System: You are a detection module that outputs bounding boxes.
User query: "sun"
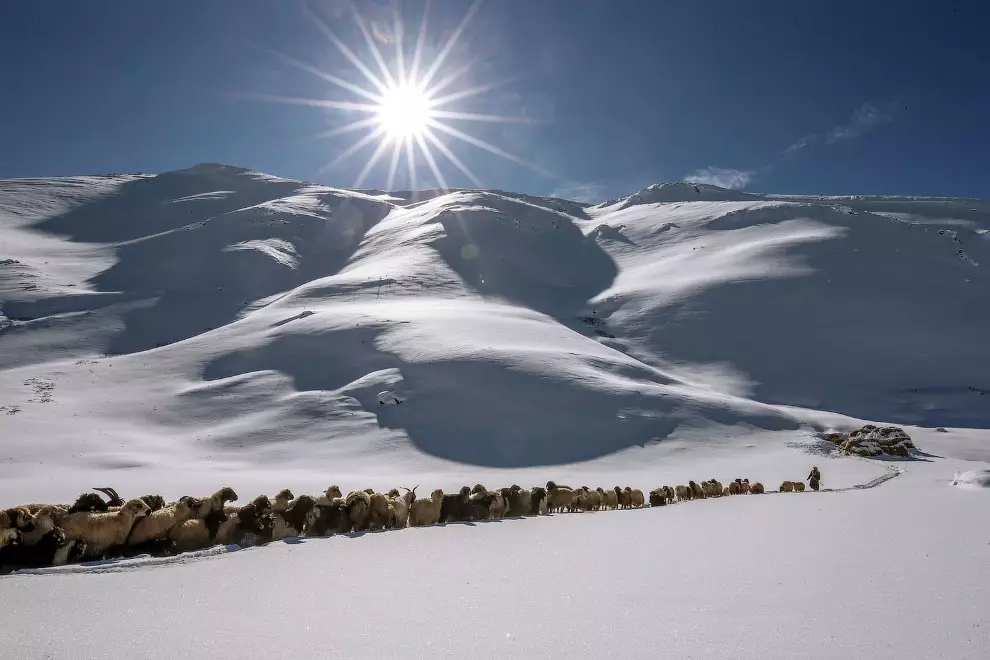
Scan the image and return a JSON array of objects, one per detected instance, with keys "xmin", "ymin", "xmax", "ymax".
[
  {"xmin": 377, "ymin": 84, "xmax": 432, "ymax": 140},
  {"xmin": 252, "ymin": 0, "xmax": 548, "ymax": 190}
]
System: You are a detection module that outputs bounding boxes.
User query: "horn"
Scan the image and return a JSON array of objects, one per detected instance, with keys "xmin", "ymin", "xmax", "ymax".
[{"xmin": 94, "ymin": 487, "xmax": 123, "ymax": 505}]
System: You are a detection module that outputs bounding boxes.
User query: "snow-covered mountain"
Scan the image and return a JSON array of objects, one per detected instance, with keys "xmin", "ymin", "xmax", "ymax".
[
  {"xmin": 1, "ymin": 163, "xmax": 989, "ymax": 500},
  {"xmin": 3, "ymin": 164, "xmax": 989, "ymax": 660}
]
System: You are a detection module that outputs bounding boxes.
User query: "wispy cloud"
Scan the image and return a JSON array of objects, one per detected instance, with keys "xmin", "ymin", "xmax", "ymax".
[
  {"xmin": 826, "ymin": 102, "xmax": 891, "ymax": 143},
  {"xmin": 784, "ymin": 134, "xmax": 819, "ymax": 154},
  {"xmin": 551, "ymin": 181, "xmax": 603, "ymax": 203},
  {"xmin": 683, "ymin": 167, "xmax": 755, "ymax": 190},
  {"xmin": 784, "ymin": 101, "xmax": 895, "ymax": 155}
]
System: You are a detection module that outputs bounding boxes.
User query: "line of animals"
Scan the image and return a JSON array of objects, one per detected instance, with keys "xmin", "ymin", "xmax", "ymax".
[{"xmin": 0, "ymin": 467, "xmax": 823, "ymax": 574}]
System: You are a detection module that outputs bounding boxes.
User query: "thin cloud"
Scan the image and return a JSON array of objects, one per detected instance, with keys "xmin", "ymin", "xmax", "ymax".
[
  {"xmin": 683, "ymin": 167, "xmax": 755, "ymax": 190},
  {"xmin": 784, "ymin": 134, "xmax": 820, "ymax": 154},
  {"xmin": 551, "ymin": 181, "xmax": 603, "ymax": 203},
  {"xmin": 826, "ymin": 102, "xmax": 891, "ymax": 143},
  {"xmin": 783, "ymin": 101, "xmax": 895, "ymax": 155}
]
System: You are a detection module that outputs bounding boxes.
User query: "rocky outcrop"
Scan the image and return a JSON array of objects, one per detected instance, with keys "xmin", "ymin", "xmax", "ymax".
[{"xmin": 826, "ymin": 425, "xmax": 915, "ymax": 458}]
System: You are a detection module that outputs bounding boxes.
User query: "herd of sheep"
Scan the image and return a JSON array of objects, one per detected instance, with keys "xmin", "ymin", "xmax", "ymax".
[{"xmin": 0, "ymin": 470, "xmax": 822, "ymax": 574}]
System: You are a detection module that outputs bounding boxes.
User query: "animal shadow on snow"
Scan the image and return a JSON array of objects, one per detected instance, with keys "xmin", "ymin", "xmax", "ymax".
[{"xmin": 24, "ymin": 166, "xmax": 393, "ymax": 354}]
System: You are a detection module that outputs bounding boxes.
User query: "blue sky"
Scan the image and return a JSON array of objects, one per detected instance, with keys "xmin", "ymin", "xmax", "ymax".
[{"xmin": 1, "ymin": 0, "xmax": 987, "ymax": 201}]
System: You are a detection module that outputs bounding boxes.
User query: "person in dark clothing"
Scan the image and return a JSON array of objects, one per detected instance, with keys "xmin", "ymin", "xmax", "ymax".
[{"xmin": 808, "ymin": 466, "xmax": 822, "ymax": 491}]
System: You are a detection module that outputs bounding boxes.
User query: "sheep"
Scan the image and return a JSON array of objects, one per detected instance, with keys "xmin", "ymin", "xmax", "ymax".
[
  {"xmin": 315, "ymin": 485, "xmax": 343, "ymax": 507},
  {"xmin": 0, "ymin": 528, "xmax": 20, "ymax": 549},
  {"xmin": 0, "ymin": 506, "xmax": 34, "ymax": 532},
  {"xmin": 728, "ymin": 481, "xmax": 741, "ymax": 496},
  {"xmin": 368, "ymin": 492, "xmax": 391, "ymax": 531},
  {"xmin": 441, "ymin": 486, "xmax": 472, "ymax": 523},
  {"xmin": 345, "ymin": 490, "xmax": 373, "ymax": 531},
  {"xmin": 464, "ymin": 492, "xmax": 496, "ymax": 521},
  {"xmin": 57, "ymin": 498, "xmax": 151, "ymax": 559},
  {"xmin": 272, "ymin": 489, "xmax": 295, "ymax": 513},
  {"xmin": 614, "ymin": 486, "xmax": 632, "ymax": 509},
  {"xmin": 67, "ymin": 492, "xmax": 111, "ymax": 514},
  {"xmin": 408, "ymin": 488, "xmax": 444, "ymax": 527},
  {"xmin": 168, "ymin": 491, "xmax": 251, "ymax": 553},
  {"xmin": 711, "ymin": 480, "xmax": 724, "ymax": 496},
  {"xmin": 663, "ymin": 486, "xmax": 675, "ymax": 503},
  {"xmin": 675, "ymin": 485, "xmax": 691, "ymax": 501},
  {"xmin": 689, "ymin": 481, "xmax": 705, "ymax": 500},
  {"xmin": 308, "ymin": 497, "xmax": 351, "ymax": 536},
  {"xmin": 125, "ymin": 496, "xmax": 201, "ymax": 546},
  {"xmin": 386, "ymin": 488, "xmax": 414, "ymax": 529},
  {"xmin": 569, "ymin": 488, "xmax": 587, "ymax": 513},
  {"xmin": 740, "ymin": 479, "xmax": 751, "ymax": 494},
  {"xmin": 530, "ymin": 486, "xmax": 548, "ymax": 515},
  {"xmin": 272, "ymin": 495, "xmax": 315, "ymax": 540},
  {"xmin": 780, "ymin": 481, "xmax": 794, "ymax": 493},
  {"xmin": 793, "ymin": 481, "xmax": 806, "ymax": 493},
  {"xmin": 750, "ymin": 482, "xmax": 765, "ymax": 494},
  {"xmin": 702, "ymin": 481, "xmax": 718, "ymax": 498},
  {"xmin": 585, "ymin": 487, "xmax": 603, "ymax": 512},
  {"xmin": 488, "ymin": 489, "xmax": 507, "ymax": 518},
  {"xmin": 649, "ymin": 488, "xmax": 667, "ymax": 507},
  {"xmin": 546, "ymin": 482, "xmax": 576, "ymax": 513},
  {"xmin": 628, "ymin": 488, "xmax": 645, "ymax": 508},
  {"xmin": 1, "ymin": 528, "xmax": 87, "ymax": 572}
]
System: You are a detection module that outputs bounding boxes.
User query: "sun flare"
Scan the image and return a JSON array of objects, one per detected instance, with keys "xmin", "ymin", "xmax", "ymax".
[
  {"xmin": 255, "ymin": 1, "xmax": 545, "ymax": 190},
  {"xmin": 377, "ymin": 84, "xmax": 432, "ymax": 140}
]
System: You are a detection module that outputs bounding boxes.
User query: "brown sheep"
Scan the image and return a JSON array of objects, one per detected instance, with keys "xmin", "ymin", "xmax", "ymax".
[
  {"xmin": 315, "ymin": 485, "xmax": 343, "ymax": 506},
  {"xmin": 272, "ymin": 495, "xmax": 315, "ymax": 540},
  {"xmin": 345, "ymin": 490, "xmax": 373, "ymax": 531},
  {"xmin": 272, "ymin": 489, "xmax": 294, "ymax": 513},
  {"xmin": 728, "ymin": 481, "xmax": 741, "ymax": 495},
  {"xmin": 793, "ymin": 481, "xmax": 806, "ymax": 492},
  {"xmin": 614, "ymin": 486, "xmax": 632, "ymax": 509},
  {"xmin": 502, "ymin": 486, "xmax": 532, "ymax": 517},
  {"xmin": 750, "ymin": 482, "xmax": 765, "ymax": 494},
  {"xmin": 689, "ymin": 481, "xmax": 704, "ymax": 500},
  {"xmin": 0, "ymin": 507, "xmax": 34, "ymax": 532},
  {"xmin": 648, "ymin": 488, "xmax": 667, "ymax": 507},
  {"xmin": 628, "ymin": 488, "xmax": 645, "ymax": 508},
  {"xmin": 702, "ymin": 481, "xmax": 718, "ymax": 498},
  {"xmin": 675, "ymin": 485, "xmax": 691, "ymax": 501},
  {"xmin": 780, "ymin": 481, "xmax": 794, "ymax": 493},
  {"xmin": 368, "ymin": 492, "xmax": 391, "ymax": 530},
  {"xmin": 740, "ymin": 479, "xmax": 751, "ymax": 494}
]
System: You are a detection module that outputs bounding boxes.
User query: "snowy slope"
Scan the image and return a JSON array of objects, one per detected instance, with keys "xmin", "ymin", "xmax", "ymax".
[{"xmin": 1, "ymin": 165, "xmax": 990, "ymax": 503}]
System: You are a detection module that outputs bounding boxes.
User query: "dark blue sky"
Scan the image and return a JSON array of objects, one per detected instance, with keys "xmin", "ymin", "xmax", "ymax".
[{"xmin": 1, "ymin": 0, "xmax": 987, "ymax": 201}]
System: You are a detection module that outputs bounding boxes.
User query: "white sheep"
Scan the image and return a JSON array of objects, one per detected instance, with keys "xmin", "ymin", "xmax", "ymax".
[
  {"xmin": 386, "ymin": 488, "xmax": 415, "ymax": 529},
  {"xmin": 57, "ymin": 498, "xmax": 151, "ymax": 559},
  {"xmin": 272, "ymin": 489, "xmax": 294, "ymax": 513},
  {"xmin": 546, "ymin": 482, "xmax": 575, "ymax": 513},
  {"xmin": 408, "ymin": 488, "xmax": 444, "ymax": 527},
  {"xmin": 126, "ymin": 496, "xmax": 200, "ymax": 546}
]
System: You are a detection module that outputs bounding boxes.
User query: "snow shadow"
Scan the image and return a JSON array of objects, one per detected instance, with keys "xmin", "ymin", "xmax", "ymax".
[
  {"xmin": 634, "ymin": 205, "xmax": 990, "ymax": 428},
  {"xmin": 201, "ymin": 323, "xmax": 797, "ymax": 467},
  {"xmin": 22, "ymin": 165, "xmax": 394, "ymax": 354},
  {"xmin": 425, "ymin": 193, "xmax": 618, "ymax": 325}
]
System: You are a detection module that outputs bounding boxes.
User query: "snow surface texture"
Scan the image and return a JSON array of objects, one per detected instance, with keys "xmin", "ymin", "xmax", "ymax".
[{"xmin": 2, "ymin": 165, "xmax": 989, "ymax": 658}]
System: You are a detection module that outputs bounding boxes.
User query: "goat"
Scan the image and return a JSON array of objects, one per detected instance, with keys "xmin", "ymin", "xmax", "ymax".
[
  {"xmin": 408, "ymin": 488, "xmax": 444, "ymax": 527},
  {"xmin": 386, "ymin": 488, "xmax": 415, "ymax": 529},
  {"xmin": 58, "ymin": 498, "xmax": 150, "ymax": 559},
  {"xmin": 463, "ymin": 492, "xmax": 495, "ymax": 521}
]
